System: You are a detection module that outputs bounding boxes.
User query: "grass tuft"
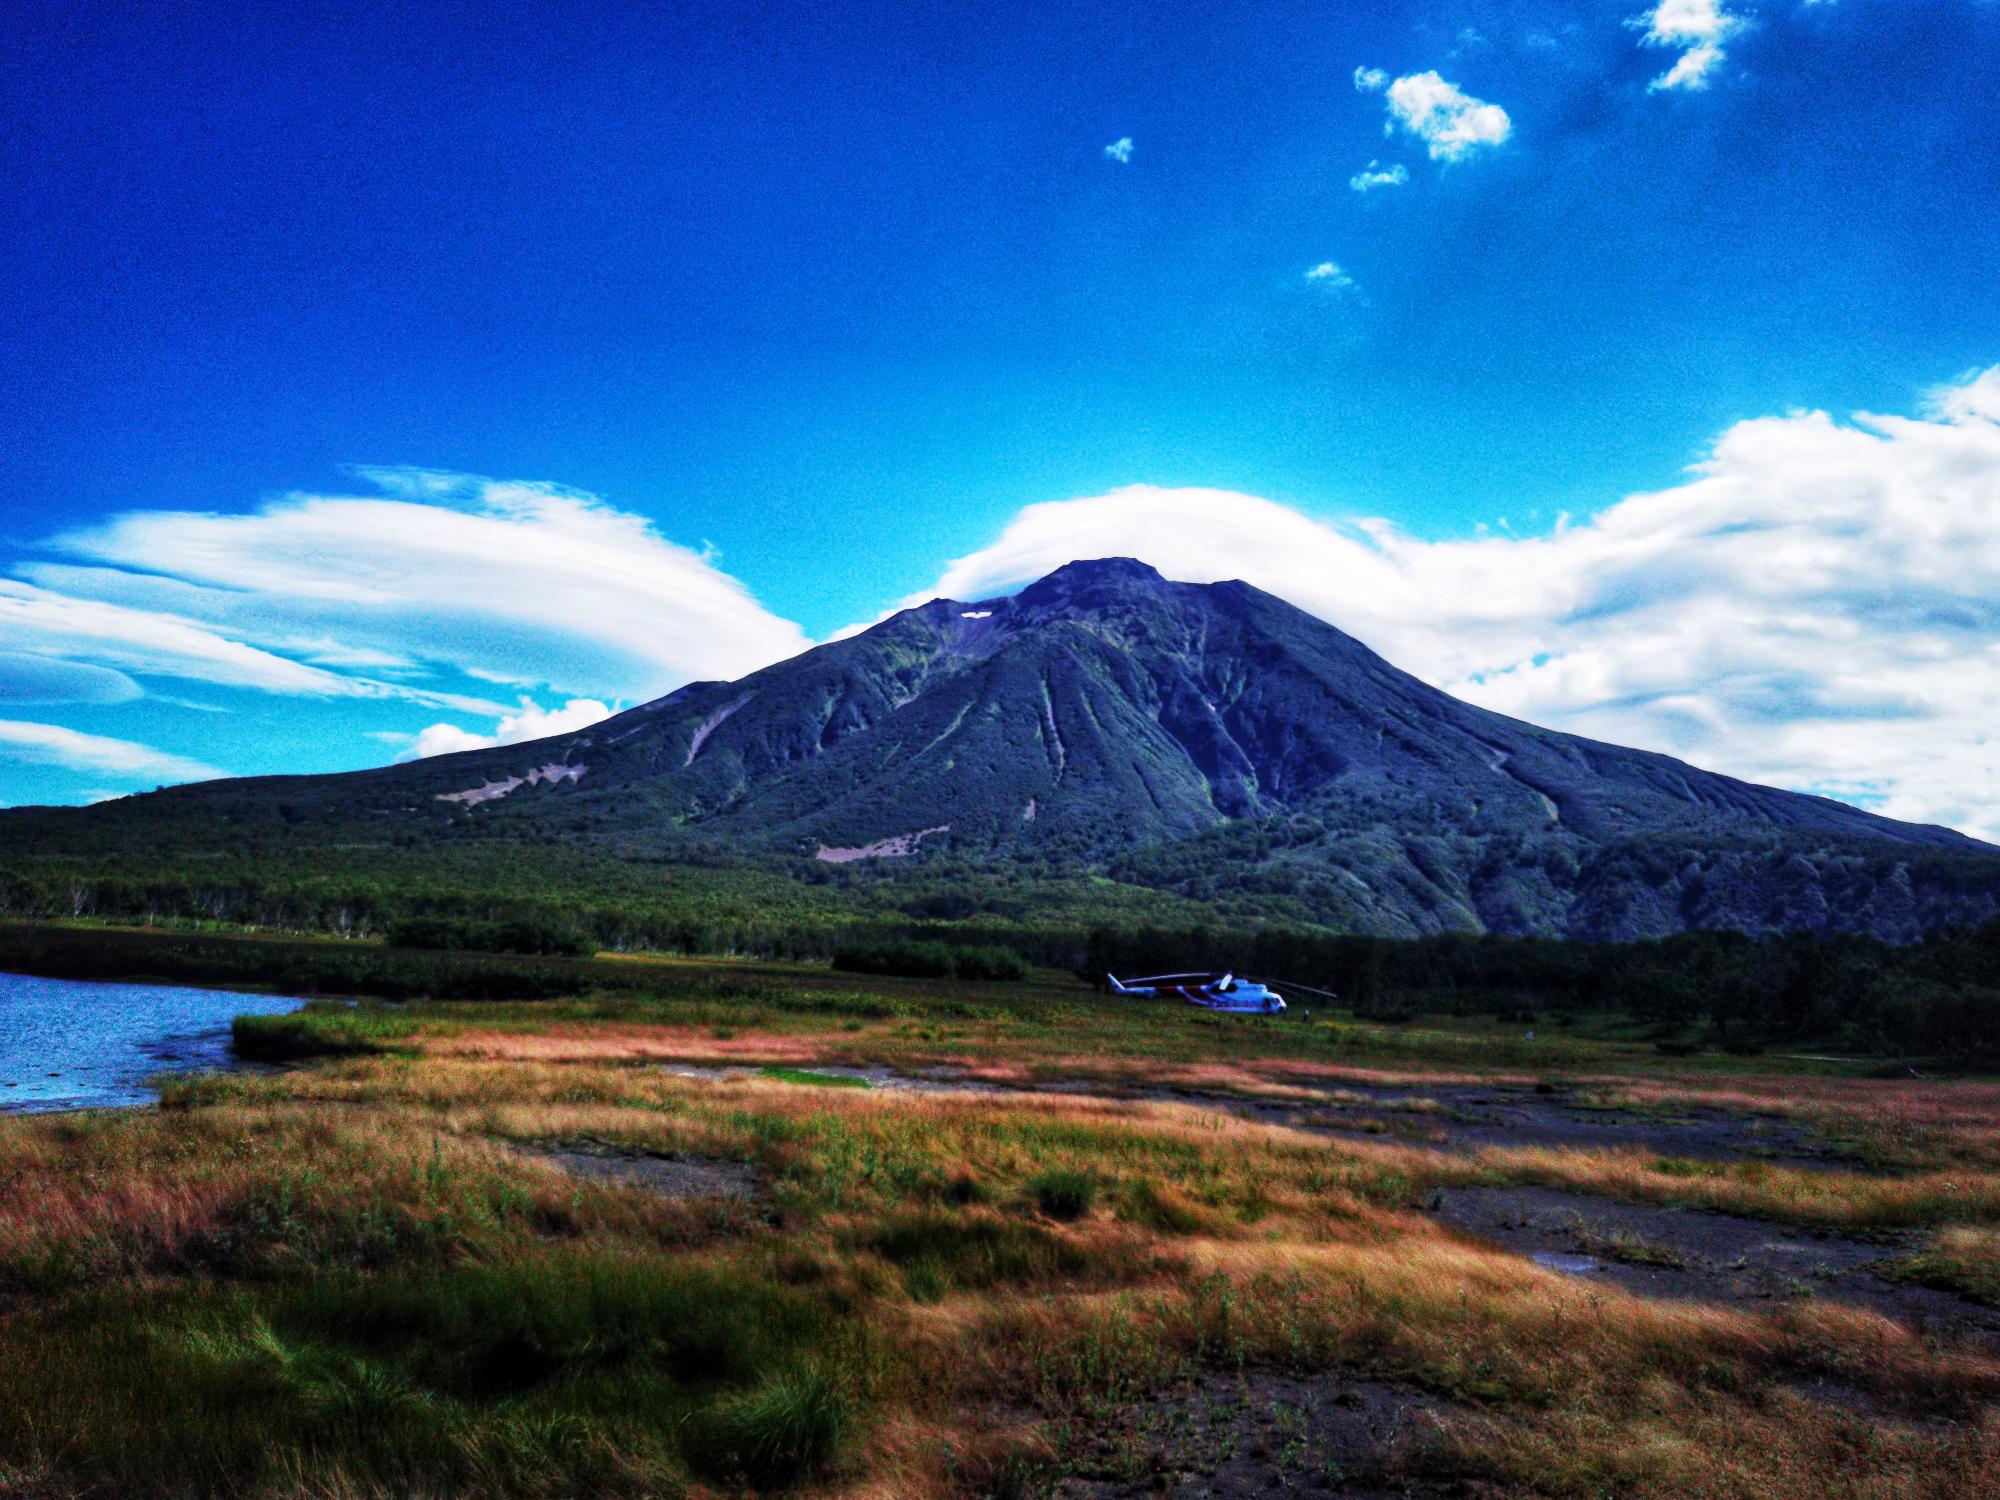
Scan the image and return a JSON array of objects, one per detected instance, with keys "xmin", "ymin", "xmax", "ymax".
[
  {"xmin": 1027, "ymin": 1168, "xmax": 1098, "ymax": 1221},
  {"xmin": 1116, "ymin": 1178, "xmax": 1208, "ymax": 1235},
  {"xmin": 685, "ymin": 1360, "xmax": 852, "ymax": 1488},
  {"xmin": 757, "ymin": 1065, "xmax": 871, "ymax": 1089}
]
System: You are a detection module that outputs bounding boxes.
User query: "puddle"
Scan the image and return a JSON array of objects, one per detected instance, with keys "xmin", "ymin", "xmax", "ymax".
[{"xmin": 1531, "ymin": 1251, "xmax": 1602, "ymax": 1275}]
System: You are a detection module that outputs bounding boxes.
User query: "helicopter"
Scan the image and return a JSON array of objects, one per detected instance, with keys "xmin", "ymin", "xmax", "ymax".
[{"xmin": 1104, "ymin": 971, "xmax": 1317, "ymax": 1015}]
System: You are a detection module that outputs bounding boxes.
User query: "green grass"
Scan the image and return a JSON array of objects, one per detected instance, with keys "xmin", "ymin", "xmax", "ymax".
[
  {"xmin": 1115, "ymin": 1178, "xmax": 1210, "ymax": 1235},
  {"xmin": 684, "ymin": 1359, "xmax": 852, "ymax": 1488},
  {"xmin": 0, "ymin": 1251, "xmax": 861, "ymax": 1495},
  {"xmin": 1880, "ymin": 1228, "xmax": 2000, "ymax": 1307},
  {"xmin": 231, "ymin": 1002, "xmax": 419, "ymax": 1061},
  {"xmin": 862, "ymin": 1211, "xmax": 1102, "ymax": 1300},
  {"xmin": 6, "ymin": 957, "xmax": 2000, "ymax": 1498},
  {"xmin": 1590, "ymin": 1228, "xmax": 1690, "ymax": 1270},
  {"xmin": 757, "ymin": 1066, "xmax": 873, "ymax": 1089}
]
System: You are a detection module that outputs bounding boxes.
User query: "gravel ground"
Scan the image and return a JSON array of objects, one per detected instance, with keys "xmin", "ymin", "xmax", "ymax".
[{"xmin": 1048, "ymin": 1372, "xmax": 1477, "ymax": 1499}]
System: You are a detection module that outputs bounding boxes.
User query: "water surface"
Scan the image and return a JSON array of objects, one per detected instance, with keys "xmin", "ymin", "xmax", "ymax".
[{"xmin": 0, "ymin": 971, "xmax": 305, "ymax": 1112}]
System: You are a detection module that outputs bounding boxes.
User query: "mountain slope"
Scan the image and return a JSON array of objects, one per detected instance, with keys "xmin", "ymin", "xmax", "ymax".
[{"xmin": 6, "ymin": 559, "xmax": 1995, "ymax": 939}]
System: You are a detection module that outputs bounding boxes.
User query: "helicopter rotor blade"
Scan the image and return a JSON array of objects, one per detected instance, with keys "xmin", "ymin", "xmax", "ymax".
[{"xmin": 1248, "ymin": 978, "xmax": 1342, "ymax": 1002}]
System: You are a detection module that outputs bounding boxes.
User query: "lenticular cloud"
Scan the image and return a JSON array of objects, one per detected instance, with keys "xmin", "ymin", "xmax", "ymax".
[
  {"xmin": 908, "ymin": 368, "xmax": 2000, "ymax": 842},
  {"xmin": 25, "ymin": 470, "xmax": 810, "ymax": 705}
]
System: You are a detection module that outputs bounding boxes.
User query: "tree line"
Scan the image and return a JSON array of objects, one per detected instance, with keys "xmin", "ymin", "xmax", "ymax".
[{"xmin": 1085, "ymin": 921, "xmax": 2000, "ymax": 1059}]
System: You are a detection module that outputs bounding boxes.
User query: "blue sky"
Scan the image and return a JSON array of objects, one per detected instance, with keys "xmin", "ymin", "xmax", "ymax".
[{"xmin": 3, "ymin": 1, "xmax": 1998, "ymax": 833}]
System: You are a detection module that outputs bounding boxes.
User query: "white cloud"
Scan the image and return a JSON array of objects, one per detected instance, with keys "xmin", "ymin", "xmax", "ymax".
[
  {"xmin": 1379, "ymin": 71, "xmax": 1512, "ymax": 161},
  {"xmin": 1932, "ymin": 366, "xmax": 2000, "ymax": 424},
  {"xmin": 0, "ymin": 653, "xmax": 141, "ymax": 706},
  {"xmin": 1348, "ymin": 160, "xmax": 1409, "ymax": 192},
  {"xmin": 895, "ymin": 367, "xmax": 2000, "ymax": 843},
  {"xmin": 1304, "ymin": 261, "xmax": 1356, "ymax": 291},
  {"xmin": 399, "ymin": 697, "xmax": 614, "ymax": 761},
  {"xmin": 0, "ymin": 578, "xmax": 502, "ymax": 712},
  {"xmin": 24, "ymin": 470, "xmax": 810, "ymax": 707},
  {"xmin": 0, "ymin": 720, "xmax": 225, "ymax": 785},
  {"xmin": 1353, "ymin": 66, "xmax": 1388, "ymax": 92},
  {"xmin": 1104, "ymin": 137, "xmax": 1133, "ymax": 163},
  {"xmin": 1651, "ymin": 40, "xmax": 1723, "ymax": 89},
  {"xmin": 1633, "ymin": 0, "xmax": 1742, "ymax": 91}
]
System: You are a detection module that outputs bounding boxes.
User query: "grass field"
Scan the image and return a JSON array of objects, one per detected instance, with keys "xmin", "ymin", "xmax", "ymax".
[{"xmin": 3, "ymin": 941, "xmax": 1999, "ymax": 1497}]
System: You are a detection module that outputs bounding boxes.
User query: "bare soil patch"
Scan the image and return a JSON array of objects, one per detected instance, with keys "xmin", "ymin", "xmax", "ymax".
[
  {"xmin": 1275, "ymin": 1079, "xmax": 1848, "ymax": 1169},
  {"xmin": 1049, "ymin": 1372, "xmax": 1475, "ymax": 1499},
  {"xmin": 1428, "ymin": 1184, "xmax": 2000, "ymax": 1338},
  {"xmin": 656, "ymin": 1062, "xmax": 1850, "ymax": 1172},
  {"xmin": 516, "ymin": 1138, "xmax": 759, "ymax": 1199}
]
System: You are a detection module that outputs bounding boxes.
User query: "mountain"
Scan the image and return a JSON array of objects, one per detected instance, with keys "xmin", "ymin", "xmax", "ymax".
[{"xmin": 8, "ymin": 558, "xmax": 1999, "ymax": 940}]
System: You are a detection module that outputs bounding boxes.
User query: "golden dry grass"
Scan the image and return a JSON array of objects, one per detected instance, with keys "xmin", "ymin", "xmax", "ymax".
[{"xmin": 5, "ymin": 1006, "xmax": 2000, "ymax": 1498}]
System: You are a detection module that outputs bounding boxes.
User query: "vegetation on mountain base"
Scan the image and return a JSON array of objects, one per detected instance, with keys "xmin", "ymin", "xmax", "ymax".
[
  {"xmin": 832, "ymin": 939, "xmax": 1031, "ymax": 981},
  {"xmin": 9, "ymin": 897, "xmax": 2000, "ymax": 1062},
  {"xmin": 8, "ymin": 560, "xmax": 1998, "ymax": 945}
]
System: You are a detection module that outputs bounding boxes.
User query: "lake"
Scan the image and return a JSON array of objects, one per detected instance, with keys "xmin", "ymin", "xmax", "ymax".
[{"xmin": 0, "ymin": 971, "xmax": 306, "ymax": 1112}]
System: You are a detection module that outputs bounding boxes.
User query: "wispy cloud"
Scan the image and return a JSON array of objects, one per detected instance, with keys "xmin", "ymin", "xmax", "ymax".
[
  {"xmin": 0, "ymin": 579, "xmax": 499, "ymax": 711},
  {"xmin": 1304, "ymin": 262, "xmax": 1356, "ymax": 291},
  {"xmin": 1633, "ymin": 0, "xmax": 1743, "ymax": 91},
  {"xmin": 1348, "ymin": 160, "xmax": 1409, "ymax": 193},
  {"xmin": 1931, "ymin": 366, "xmax": 2000, "ymax": 423},
  {"xmin": 1358, "ymin": 68, "xmax": 1512, "ymax": 161},
  {"xmin": 398, "ymin": 697, "xmax": 615, "ymax": 761},
  {"xmin": 1103, "ymin": 137, "xmax": 1133, "ymax": 163},
  {"xmin": 0, "ymin": 720, "xmax": 225, "ymax": 784},
  {"xmin": 894, "ymin": 367, "xmax": 2000, "ymax": 842},
  {"xmin": 20, "ymin": 470, "xmax": 810, "ymax": 708},
  {"xmin": 0, "ymin": 653, "xmax": 141, "ymax": 706}
]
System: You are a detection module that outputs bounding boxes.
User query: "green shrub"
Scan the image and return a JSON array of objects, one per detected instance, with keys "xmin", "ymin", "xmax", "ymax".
[
  {"xmin": 385, "ymin": 915, "xmax": 590, "ymax": 958},
  {"xmin": 830, "ymin": 940, "xmax": 959, "ymax": 979},
  {"xmin": 831, "ymin": 939, "xmax": 1029, "ymax": 982},
  {"xmin": 952, "ymin": 945, "xmax": 1031, "ymax": 981},
  {"xmin": 686, "ymin": 1361, "xmax": 851, "ymax": 1488},
  {"xmin": 1027, "ymin": 1168, "xmax": 1098, "ymax": 1221},
  {"xmin": 231, "ymin": 1004, "xmax": 415, "ymax": 1062}
]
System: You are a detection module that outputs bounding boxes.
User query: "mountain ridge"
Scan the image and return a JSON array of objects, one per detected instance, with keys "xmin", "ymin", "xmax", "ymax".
[{"xmin": 5, "ymin": 557, "xmax": 1994, "ymax": 940}]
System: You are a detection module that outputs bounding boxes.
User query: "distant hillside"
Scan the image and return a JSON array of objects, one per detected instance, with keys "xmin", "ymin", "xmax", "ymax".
[{"xmin": 7, "ymin": 558, "xmax": 1998, "ymax": 940}]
